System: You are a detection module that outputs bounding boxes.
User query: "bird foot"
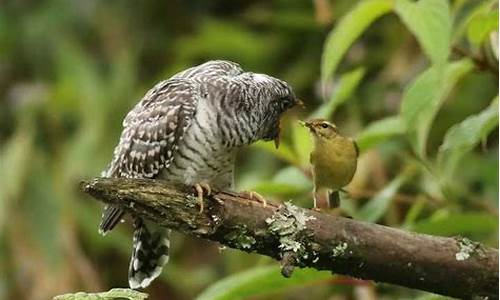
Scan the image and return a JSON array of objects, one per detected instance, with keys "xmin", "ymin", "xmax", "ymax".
[
  {"xmin": 241, "ymin": 190, "xmax": 267, "ymax": 207},
  {"xmin": 313, "ymin": 207, "xmax": 349, "ymax": 217},
  {"xmin": 193, "ymin": 183, "xmax": 211, "ymax": 213}
]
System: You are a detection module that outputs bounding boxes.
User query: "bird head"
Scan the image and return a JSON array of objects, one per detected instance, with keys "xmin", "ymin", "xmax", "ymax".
[
  {"xmin": 249, "ymin": 73, "xmax": 298, "ymax": 148},
  {"xmin": 300, "ymin": 119, "xmax": 339, "ymax": 141}
]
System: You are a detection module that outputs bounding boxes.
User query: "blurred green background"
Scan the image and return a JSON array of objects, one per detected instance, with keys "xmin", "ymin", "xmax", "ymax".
[{"xmin": 0, "ymin": 0, "xmax": 498, "ymax": 299}]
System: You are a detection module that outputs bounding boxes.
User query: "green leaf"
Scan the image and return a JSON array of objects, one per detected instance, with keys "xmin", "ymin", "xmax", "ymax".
[
  {"xmin": 196, "ymin": 266, "xmax": 332, "ymax": 300},
  {"xmin": 357, "ymin": 172, "xmax": 408, "ymax": 222},
  {"xmin": 251, "ymin": 167, "xmax": 312, "ymax": 196},
  {"xmin": 292, "ymin": 122, "xmax": 313, "ymax": 166},
  {"xmin": 251, "ymin": 166, "xmax": 312, "ymax": 196},
  {"xmin": 410, "ymin": 212, "xmax": 498, "ymax": 236},
  {"xmin": 403, "ymin": 196, "xmax": 426, "ymax": 226},
  {"xmin": 438, "ymin": 97, "xmax": 499, "ymax": 179},
  {"xmin": 467, "ymin": 9, "xmax": 499, "ymax": 46},
  {"xmin": 252, "ymin": 141, "xmax": 299, "ymax": 166},
  {"xmin": 356, "ymin": 116, "xmax": 406, "ymax": 151},
  {"xmin": 312, "ymin": 67, "xmax": 365, "ymax": 118},
  {"xmin": 400, "ymin": 59, "xmax": 474, "ymax": 157},
  {"xmin": 252, "ymin": 182, "xmax": 309, "ymax": 196},
  {"xmin": 395, "ymin": 0, "xmax": 451, "ymax": 65},
  {"xmin": 321, "ymin": 0, "xmax": 393, "ymax": 85}
]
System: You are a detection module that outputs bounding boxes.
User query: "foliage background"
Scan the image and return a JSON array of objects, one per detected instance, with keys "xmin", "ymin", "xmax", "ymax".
[{"xmin": 0, "ymin": 0, "xmax": 498, "ymax": 299}]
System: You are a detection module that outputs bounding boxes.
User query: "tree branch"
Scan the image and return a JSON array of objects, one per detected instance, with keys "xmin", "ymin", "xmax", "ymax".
[{"xmin": 82, "ymin": 178, "xmax": 498, "ymax": 300}]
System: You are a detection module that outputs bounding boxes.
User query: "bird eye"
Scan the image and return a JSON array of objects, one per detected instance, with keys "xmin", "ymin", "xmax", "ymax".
[
  {"xmin": 280, "ymin": 96, "xmax": 290, "ymax": 105},
  {"xmin": 321, "ymin": 123, "xmax": 328, "ymax": 129}
]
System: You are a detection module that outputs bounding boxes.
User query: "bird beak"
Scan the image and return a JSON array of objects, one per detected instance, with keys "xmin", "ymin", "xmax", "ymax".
[
  {"xmin": 299, "ymin": 120, "xmax": 312, "ymax": 129},
  {"xmin": 296, "ymin": 99, "xmax": 306, "ymax": 109}
]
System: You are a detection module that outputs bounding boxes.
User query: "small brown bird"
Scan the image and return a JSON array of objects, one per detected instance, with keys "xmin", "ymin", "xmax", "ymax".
[{"xmin": 301, "ymin": 119, "xmax": 358, "ymax": 209}]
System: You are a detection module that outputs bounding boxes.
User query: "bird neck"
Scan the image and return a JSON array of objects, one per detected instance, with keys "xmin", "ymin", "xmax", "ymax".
[{"xmin": 313, "ymin": 135, "xmax": 349, "ymax": 153}]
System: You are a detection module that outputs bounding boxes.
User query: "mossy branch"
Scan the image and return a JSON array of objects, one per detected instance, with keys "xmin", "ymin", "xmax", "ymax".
[
  {"xmin": 82, "ymin": 178, "xmax": 498, "ymax": 300},
  {"xmin": 54, "ymin": 288, "xmax": 148, "ymax": 300}
]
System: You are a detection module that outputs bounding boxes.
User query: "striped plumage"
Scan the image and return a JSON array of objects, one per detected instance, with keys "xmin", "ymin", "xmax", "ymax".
[{"xmin": 99, "ymin": 60, "xmax": 296, "ymax": 289}]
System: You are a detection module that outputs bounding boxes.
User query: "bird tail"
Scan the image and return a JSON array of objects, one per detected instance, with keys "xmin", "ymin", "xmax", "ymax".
[
  {"xmin": 328, "ymin": 190, "xmax": 340, "ymax": 208},
  {"xmin": 128, "ymin": 218, "xmax": 170, "ymax": 289},
  {"xmin": 99, "ymin": 205, "xmax": 125, "ymax": 235}
]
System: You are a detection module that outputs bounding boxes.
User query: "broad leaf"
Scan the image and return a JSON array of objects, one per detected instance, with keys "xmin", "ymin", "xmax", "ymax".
[
  {"xmin": 252, "ymin": 140, "xmax": 299, "ymax": 166},
  {"xmin": 357, "ymin": 172, "xmax": 409, "ymax": 222},
  {"xmin": 356, "ymin": 116, "xmax": 406, "ymax": 151},
  {"xmin": 467, "ymin": 9, "xmax": 499, "ymax": 46},
  {"xmin": 252, "ymin": 167, "xmax": 312, "ymax": 196},
  {"xmin": 196, "ymin": 266, "xmax": 332, "ymax": 300},
  {"xmin": 312, "ymin": 67, "xmax": 365, "ymax": 118},
  {"xmin": 403, "ymin": 196, "xmax": 426, "ymax": 226},
  {"xmin": 321, "ymin": 0, "xmax": 393, "ymax": 86},
  {"xmin": 438, "ymin": 97, "xmax": 499, "ymax": 179},
  {"xmin": 292, "ymin": 122, "xmax": 313, "ymax": 166},
  {"xmin": 395, "ymin": 0, "xmax": 451, "ymax": 65},
  {"xmin": 252, "ymin": 182, "xmax": 309, "ymax": 196},
  {"xmin": 410, "ymin": 212, "xmax": 498, "ymax": 236},
  {"xmin": 400, "ymin": 59, "xmax": 474, "ymax": 157}
]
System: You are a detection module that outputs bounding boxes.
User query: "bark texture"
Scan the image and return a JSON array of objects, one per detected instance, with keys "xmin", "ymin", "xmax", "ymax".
[{"xmin": 82, "ymin": 178, "xmax": 499, "ymax": 300}]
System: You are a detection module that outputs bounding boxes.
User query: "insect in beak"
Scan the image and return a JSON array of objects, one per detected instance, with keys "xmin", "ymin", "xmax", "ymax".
[
  {"xmin": 296, "ymin": 99, "xmax": 306, "ymax": 109},
  {"xmin": 274, "ymin": 121, "xmax": 282, "ymax": 149},
  {"xmin": 299, "ymin": 120, "xmax": 313, "ymax": 130}
]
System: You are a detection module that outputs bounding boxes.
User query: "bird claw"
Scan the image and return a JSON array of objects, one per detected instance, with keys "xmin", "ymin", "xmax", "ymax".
[
  {"xmin": 241, "ymin": 191, "xmax": 267, "ymax": 207},
  {"xmin": 194, "ymin": 183, "xmax": 211, "ymax": 213}
]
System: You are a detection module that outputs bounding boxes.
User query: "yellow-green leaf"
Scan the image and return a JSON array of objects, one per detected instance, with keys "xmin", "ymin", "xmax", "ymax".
[
  {"xmin": 357, "ymin": 172, "xmax": 409, "ymax": 222},
  {"xmin": 312, "ymin": 67, "xmax": 365, "ymax": 118},
  {"xmin": 395, "ymin": 0, "xmax": 451, "ymax": 65},
  {"xmin": 411, "ymin": 212, "xmax": 498, "ymax": 236},
  {"xmin": 400, "ymin": 59, "xmax": 474, "ymax": 157},
  {"xmin": 467, "ymin": 10, "xmax": 499, "ymax": 46},
  {"xmin": 438, "ymin": 96, "xmax": 499, "ymax": 180},
  {"xmin": 252, "ymin": 140, "xmax": 299, "ymax": 166},
  {"xmin": 196, "ymin": 266, "xmax": 332, "ymax": 300},
  {"xmin": 321, "ymin": 0, "xmax": 393, "ymax": 86},
  {"xmin": 292, "ymin": 122, "xmax": 313, "ymax": 166},
  {"xmin": 356, "ymin": 116, "xmax": 406, "ymax": 151}
]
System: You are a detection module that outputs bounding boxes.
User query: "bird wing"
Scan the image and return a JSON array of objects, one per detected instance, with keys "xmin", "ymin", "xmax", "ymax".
[
  {"xmin": 100, "ymin": 78, "xmax": 199, "ymax": 233},
  {"xmin": 353, "ymin": 139, "xmax": 360, "ymax": 158}
]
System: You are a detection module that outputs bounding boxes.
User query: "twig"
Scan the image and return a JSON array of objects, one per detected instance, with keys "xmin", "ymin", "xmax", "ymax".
[
  {"xmin": 82, "ymin": 178, "xmax": 498, "ymax": 300},
  {"xmin": 452, "ymin": 46, "xmax": 498, "ymax": 75}
]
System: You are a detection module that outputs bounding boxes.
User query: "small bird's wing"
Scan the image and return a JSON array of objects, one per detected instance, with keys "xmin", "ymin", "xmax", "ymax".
[
  {"xmin": 353, "ymin": 139, "xmax": 360, "ymax": 158},
  {"xmin": 100, "ymin": 78, "xmax": 199, "ymax": 233}
]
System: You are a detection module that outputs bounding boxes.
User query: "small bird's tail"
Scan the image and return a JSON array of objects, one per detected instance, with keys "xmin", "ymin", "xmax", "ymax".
[
  {"xmin": 128, "ymin": 218, "xmax": 170, "ymax": 289},
  {"xmin": 328, "ymin": 190, "xmax": 340, "ymax": 208},
  {"xmin": 99, "ymin": 205, "xmax": 125, "ymax": 235}
]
